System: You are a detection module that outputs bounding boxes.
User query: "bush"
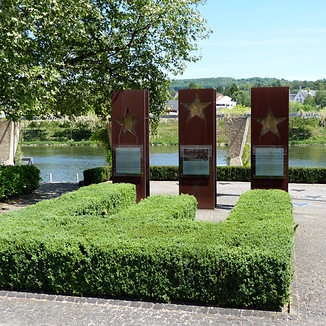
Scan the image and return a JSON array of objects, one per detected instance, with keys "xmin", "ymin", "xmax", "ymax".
[
  {"xmin": 83, "ymin": 166, "xmax": 111, "ymax": 186},
  {"xmin": 0, "ymin": 165, "xmax": 40, "ymax": 202},
  {"xmin": 289, "ymin": 167, "xmax": 326, "ymax": 183},
  {"xmin": 150, "ymin": 166, "xmax": 179, "ymax": 181},
  {"xmin": 149, "ymin": 165, "xmax": 326, "ymax": 183},
  {"xmin": 0, "ymin": 184, "xmax": 293, "ymax": 310}
]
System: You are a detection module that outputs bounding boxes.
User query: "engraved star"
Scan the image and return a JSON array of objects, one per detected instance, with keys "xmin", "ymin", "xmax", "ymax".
[
  {"xmin": 115, "ymin": 107, "xmax": 138, "ymax": 136},
  {"xmin": 254, "ymin": 108, "xmax": 286, "ymax": 137},
  {"xmin": 181, "ymin": 93, "xmax": 211, "ymax": 122}
]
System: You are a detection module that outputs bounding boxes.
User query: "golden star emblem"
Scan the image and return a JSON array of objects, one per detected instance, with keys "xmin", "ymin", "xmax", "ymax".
[
  {"xmin": 254, "ymin": 108, "xmax": 286, "ymax": 137},
  {"xmin": 115, "ymin": 107, "xmax": 138, "ymax": 136},
  {"xmin": 181, "ymin": 93, "xmax": 212, "ymax": 122}
]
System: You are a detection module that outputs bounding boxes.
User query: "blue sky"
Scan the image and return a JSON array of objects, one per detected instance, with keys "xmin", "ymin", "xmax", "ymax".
[{"xmin": 175, "ymin": 0, "xmax": 326, "ymax": 81}]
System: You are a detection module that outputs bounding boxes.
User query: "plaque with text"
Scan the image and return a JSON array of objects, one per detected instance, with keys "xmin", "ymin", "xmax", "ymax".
[
  {"xmin": 113, "ymin": 146, "xmax": 142, "ymax": 176},
  {"xmin": 251, "ymin": 87, "xmax": 289, "ymax": 191},
  {"xmin": 179, "ymin": 89, "xmax": 216, "ymax": 208},
  {"xmin": 253, "ymin": 146, "xmax": 286, "ymax": 178},
  {"xmin": 180, "ymin": 146, "xmax": 211, "ymax": 176}
]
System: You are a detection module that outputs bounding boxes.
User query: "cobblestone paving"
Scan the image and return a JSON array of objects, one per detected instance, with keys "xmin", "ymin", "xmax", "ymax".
[{"xmin": 0, "ymin": 182, "xmax": 325, "ymax": 325}]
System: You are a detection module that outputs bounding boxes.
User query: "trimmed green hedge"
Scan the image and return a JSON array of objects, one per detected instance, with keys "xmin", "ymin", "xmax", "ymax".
[
  {"xmin": 150, "ymin": 165, "xmax": 326, "ymax": 183},
  {"xmin": 150, "ymin": 166, "xmax": 179, "ymax": 181},
  {"xmin": 150, "ymin": 166, "xmax": 251, "ymax": 181},
  {"xmin": 0, "ymin": 182, "xmax": 293, "ymax": 310},
  {"xmin": 83, "ymin": 166, "xmax": 111, "ymax": 186},
  {"xmin": 0, "ymin": 165, "xmax": 41, "ymax": 202},
  {"xmin": 289, "ymin": 167, "xmax": 326, "ymax": 183}
]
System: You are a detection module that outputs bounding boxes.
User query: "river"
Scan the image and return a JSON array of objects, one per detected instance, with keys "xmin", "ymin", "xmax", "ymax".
[{"xmin": 21, "ymin": 145, "xmax": 326, "ymax": 183}]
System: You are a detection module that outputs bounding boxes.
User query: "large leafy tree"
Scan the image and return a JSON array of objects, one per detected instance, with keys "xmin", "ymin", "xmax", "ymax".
[{"xmin": 0, "ymin": 0, "xmax": 210, "ymax": 125}]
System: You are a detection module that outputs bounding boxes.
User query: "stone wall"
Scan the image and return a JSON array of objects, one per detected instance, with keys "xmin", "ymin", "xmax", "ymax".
[{"xmin": 0, "ymin": 121, "xmax": 21, "ymax": 165}]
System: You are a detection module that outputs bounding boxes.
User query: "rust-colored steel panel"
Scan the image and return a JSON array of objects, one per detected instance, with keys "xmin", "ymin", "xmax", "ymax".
[
  {"xmin": 111, "ymin": 90, "xmax": 149, "ymax": 202},
  {"xmin": 179, "ymin": 89, "xmax": 216, "ymax": 209},
  {"xmin": 251, "ymin": 87, "xmax": 289, "ymax": 192}
]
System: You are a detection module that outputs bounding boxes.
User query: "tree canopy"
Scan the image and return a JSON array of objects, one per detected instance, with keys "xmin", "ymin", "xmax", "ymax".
[{"xmin": 0, "ymin": 0, "xmax": 211, "ymax": 123}]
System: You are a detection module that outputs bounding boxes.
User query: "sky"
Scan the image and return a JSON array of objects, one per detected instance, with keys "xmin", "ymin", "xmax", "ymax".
[{"xmin": 175, "ymin": 0, "xmax": 326, "ymax": 81}]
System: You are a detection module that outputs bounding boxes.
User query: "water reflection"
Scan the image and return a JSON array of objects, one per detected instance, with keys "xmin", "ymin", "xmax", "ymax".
[{"xmin": 21, "ymin": 145, "xmax": 326, "ymax": 183}]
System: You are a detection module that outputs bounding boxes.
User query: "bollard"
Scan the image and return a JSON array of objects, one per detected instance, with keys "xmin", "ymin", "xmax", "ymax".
[
  {"xmin": 76, "ymin": 173, "xmax": 79, "ymax": 184},
  {"xmin": 49, "ymin": 173, "xmax": 53, "ymax": 183}
]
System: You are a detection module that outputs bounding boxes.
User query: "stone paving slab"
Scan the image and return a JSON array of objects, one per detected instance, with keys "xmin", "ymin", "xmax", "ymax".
[{"xmin": 0, "ymin": 181, "xmax": 326, "ymax": 325}]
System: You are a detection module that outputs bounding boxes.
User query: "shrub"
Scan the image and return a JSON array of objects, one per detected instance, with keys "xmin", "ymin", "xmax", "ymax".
[
  {"xmin": 0, "ymin": 184, "xmax": 293, "ymax": 310},
  {"xmin": 289, "ymin": 167, "xmax": 326, "ymax": 183},
  {"xmin": 150, "ymin": 166, "xmax": 179, "ymax": 181},
  {"xmin": 83, "ymin": 166, "xmax": 111, "ymax": 186},
  {"xmin": 149, "ymin": 165, "xmax": 326, "ymax": 183},
  {"xmin": 0, "ymin": 165, "xmax": 40, "ymax": 202}
]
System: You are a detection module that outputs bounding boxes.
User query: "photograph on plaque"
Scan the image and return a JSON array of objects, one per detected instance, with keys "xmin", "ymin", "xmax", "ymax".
[
  {"xmin": 253, "ymin": 146, "xmax": 285, "ymax": 178},
  {"xmin": 180, "ymin": 145, "xmax": 211, "ymax": 176},
  {"xmin": 114, "ymin": 146, "xmax": 142, "ymax": 176}
]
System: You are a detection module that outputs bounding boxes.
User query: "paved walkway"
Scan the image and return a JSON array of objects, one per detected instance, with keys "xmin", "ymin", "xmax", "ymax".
[{"xmin": 0, "ymin": 181, "xmax": 325, "ymax": 325}]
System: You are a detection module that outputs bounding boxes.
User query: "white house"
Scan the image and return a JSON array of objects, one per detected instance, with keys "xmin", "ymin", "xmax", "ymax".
[
  {"xmin": 216, "ymin": 94, "xmax": 237, "ymax": 109},
  {"xmin": 292, "ymin": 87, "xmax": 316, "ymax": 104}
]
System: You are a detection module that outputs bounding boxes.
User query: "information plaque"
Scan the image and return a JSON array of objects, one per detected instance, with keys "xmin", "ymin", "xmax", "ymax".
[
  {"xmin": 178, "ymin": 89, "xmax": 216, "ymax": 209},
  {"xmin": 180, "ymin": 146, "xmax": 211, "ymax": 176},
  {"xmin": 251, "ymin": 87, "xmax": 289, "ymax": 191},
  {"xmin": 253, "ymin": 146, "xmax": 285, "ymax": 178},
  {"xmin": 113, "ymin": 146, "xmax": 142, "ymax": 176}
]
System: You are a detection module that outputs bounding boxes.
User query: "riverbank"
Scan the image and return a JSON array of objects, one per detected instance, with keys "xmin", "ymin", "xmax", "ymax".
[{"xmin": 20, "ymin": 116, "xmax": 326, "ymax": 147}]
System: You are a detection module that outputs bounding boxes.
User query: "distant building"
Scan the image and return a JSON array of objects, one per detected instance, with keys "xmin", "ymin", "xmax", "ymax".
[
  {"xmin": 291, "ymin": 87, "xmax": 317, "ymax": 104},
  {"xmin": 165, "ymin": 100, "xmax": 178, "ymax": 116},
  {"xmin": 216, "ymin": 94, "xmax": 237, "ymax": 109}
]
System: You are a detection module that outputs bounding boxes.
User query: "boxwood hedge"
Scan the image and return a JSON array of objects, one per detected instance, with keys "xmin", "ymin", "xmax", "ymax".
[
  {"xmin": 0, "ymin": 183, "xmax": 294, "ymax": 310},
  {"xmin": 150, "ymin": 165, "xmax": 326, "ymax": 183},
  {"xmin": 0, "ymin": 165, "xmax": 41, "ymax": 202}
]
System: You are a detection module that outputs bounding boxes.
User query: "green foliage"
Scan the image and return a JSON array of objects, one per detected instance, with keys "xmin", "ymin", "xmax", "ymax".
[
  {"xmin": 90, "ymin": 127, "xmax": 112, "ymax": 164},
  {"xmin": 0, "ymin": 165, "xmax": 40, "ymax": 202},
  {"xmin": 233, "ymin": 90, "xmax": 251, "ymax": 107},
  {"xmin": 0, "ymin": 186, "xmax": 293, "ymax": 310},
  {"xmin": 0, "ymin": 0, "xmax": 211, "ymax": 122},
  {"xmin": 221, "ymin": 105, "xmax": 251, "ymax": 116},
  {"xmin": 217, "ymin": 166, "xmax": 251, "ymax": 181},
  {"xmin": 289, "ymin": 117, "xmax": 326, "ymax": 145},
  {"xmin": 150, "ymin": 119, "xmax": 179, "ymax": 146},
  {"xmin": 289, "ymin": 167, "xmax": 326, "ymax": 184},
  {"xmin": 319, "ymin": 108, "xmax": 326, "ymax": 127},
  {"xmin": 150, "ymin": 165, "xmax": 326, "ymax": 183},
  {"xmin": 150, "ymin": 166, "xmax": 179, "ymax": 181},
  {"xmin": 315, "ymin": 90, "xmax": 326, "ymax": 108},
  {"xmin": 21, "ymin": 116, "xmax": 103, "ymax": 145},
  {"xmin": 83, "ymin": 166, "xmax": 111, "ymax": 186},
  {"xmin": 169, "ymin": 77, "xmax": 291, "ymax": 91}
]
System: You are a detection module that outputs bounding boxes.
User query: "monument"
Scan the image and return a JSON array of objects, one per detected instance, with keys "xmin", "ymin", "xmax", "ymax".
[
  {"xmin": 178, "ymin": 89, "xmax": 216, "ymax": 209},
  {"xmin": 251, "ymin": 87, "xmax": 289, "ymax": 191},
  {"xmin": 111, "ymin": 90, "xmax": 149, "ymax": 202}
]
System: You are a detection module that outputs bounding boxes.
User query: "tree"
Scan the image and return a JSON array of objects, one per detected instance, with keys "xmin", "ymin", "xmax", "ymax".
[
  {"xmin": 0, "ymin": 0, "xmax": 211, "ymax": 126},
  {"xmin": 233, "ymin": 90, "xmax": 251, "ymax": 107},
  {"xmin": 188, "ymin": 81, "xmax": 203, "ymax": 89},
  {"xmin": 226, "ymin": 82, "xmax": 238, "ymax": 98},
  {"xmin": 303, "ymin": 94, "xmax": 315, "ymax": 107},
  {"xmin": 315, "ymin": 91, "xmax": 326, "ymax": 109}
]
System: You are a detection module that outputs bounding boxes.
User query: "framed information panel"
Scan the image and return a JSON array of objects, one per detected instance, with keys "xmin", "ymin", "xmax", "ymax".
[
  {"xmin": 252, "ymin": 146, "xmax": 286, "ymax": 179},
  {"xmin": 180, "ymin": 145, "xmax": 212, "ymax": 177},
  {"xmin": 251, "ymin": 87, "xmax": 289, "ymax": 191},
  {"xmin": 113, "ymin": 146, "xmax": 142, "ymax": 177}
]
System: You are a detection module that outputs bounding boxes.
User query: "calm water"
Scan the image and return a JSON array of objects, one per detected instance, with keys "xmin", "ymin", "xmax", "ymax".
[{"xmin": 21, "ymin": 145, "xmax": 326, "ymax": 183}]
